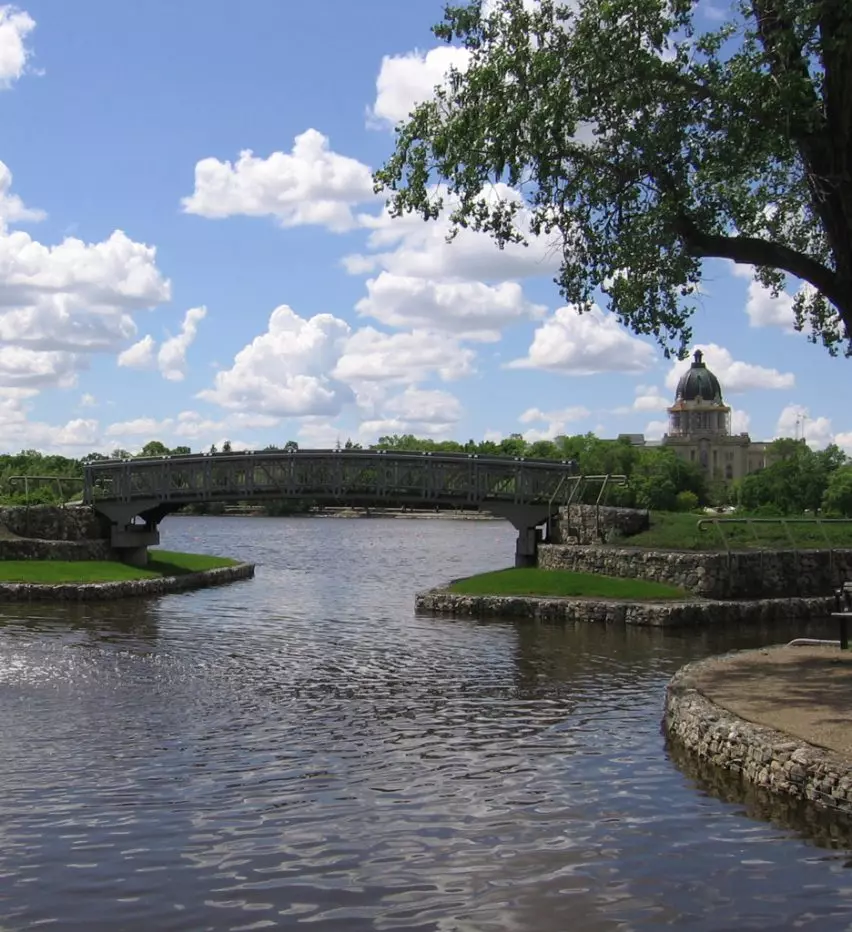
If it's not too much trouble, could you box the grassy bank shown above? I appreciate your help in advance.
[0,550,238,584]
[448,568,688,600]
[623,512,852,551]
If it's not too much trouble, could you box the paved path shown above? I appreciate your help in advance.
[689,644,852,756]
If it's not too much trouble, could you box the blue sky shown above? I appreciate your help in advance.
[0,0,848,455]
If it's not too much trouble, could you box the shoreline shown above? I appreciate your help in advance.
[665,647,852,814]
[0,562,255,601]
[414,588,834,626]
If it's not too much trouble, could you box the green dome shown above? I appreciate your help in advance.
[675,350,723,403]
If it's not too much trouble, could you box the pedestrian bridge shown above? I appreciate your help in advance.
[83,448,611,566]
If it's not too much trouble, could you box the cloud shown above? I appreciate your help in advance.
[775,404,835,450]
[157,306,206,381]
[0,5,34,90]
[644,419,668,441]
[346,183,562,283]
[106,416,168,437]
[630,384,670,412]
[507,305,656,375]
[334,328,476,384]
[369,46,471,127]
[0,161,44,225]
[359,387,463,438]
[198,304,354,417]
[0,163,170,390]
[181,129,376,232]
[355,272,544,341]
[731,408,750,434]
[79,392,96,408]
[664,343,794,393]
[518,404,590,440]
[117,334,156,370]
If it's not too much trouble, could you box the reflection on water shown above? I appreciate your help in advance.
[0,516,850,931]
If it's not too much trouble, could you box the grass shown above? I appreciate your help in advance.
[0,550,238,584]
[447,567,688,600]
[621,511,852,551]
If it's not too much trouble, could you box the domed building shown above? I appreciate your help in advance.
[662,350,769,481]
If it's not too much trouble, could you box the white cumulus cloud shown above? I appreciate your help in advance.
[334,328,475,385]
[518,404,590,441]
[369,46,471,127]
[664,343,794,394]
[359,387,463,438]
[508,305,655,375]
[775,404,835,450]
[0,5,34,90]
[157,305,206,381]
[198,304,354,417]
[181,129,376,232]
[346,183,562,283]
[355,272,544,340]
[117,334,156,370]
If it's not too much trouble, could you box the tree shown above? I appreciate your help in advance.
[823,465,852,516]
[376,0,852,357]
[140,440,170,458]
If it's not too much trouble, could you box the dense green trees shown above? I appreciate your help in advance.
[737,440,849,514]
[377,0,852,356]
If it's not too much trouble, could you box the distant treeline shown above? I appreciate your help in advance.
[2,433,852,518]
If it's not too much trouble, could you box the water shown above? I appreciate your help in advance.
[1,516,851,931]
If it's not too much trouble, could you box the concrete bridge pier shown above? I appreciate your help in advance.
[93,499,162,567]
[486,504,554,568]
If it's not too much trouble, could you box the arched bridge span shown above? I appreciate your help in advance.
[83,449,609,567]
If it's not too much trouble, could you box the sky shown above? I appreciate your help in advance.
[0,0,848,456]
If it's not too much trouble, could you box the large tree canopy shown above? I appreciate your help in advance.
[375,0,852,356]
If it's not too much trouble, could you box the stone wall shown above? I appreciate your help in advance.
[665,656,852,813]
[415,589,833,627]
[0,505,107,541]
[0,562,255,601]
[538,544,852,599]
[0,539,113,561]
[551,505,649,545]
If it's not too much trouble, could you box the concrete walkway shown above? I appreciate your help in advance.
[687,644,852,756]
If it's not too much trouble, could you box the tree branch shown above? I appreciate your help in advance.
[675,214,848,313]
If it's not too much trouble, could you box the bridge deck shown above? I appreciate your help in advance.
[83,449,581,512]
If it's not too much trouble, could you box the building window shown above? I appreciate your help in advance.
[725,464,733,480]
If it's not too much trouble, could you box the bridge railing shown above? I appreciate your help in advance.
[83,449,582,508]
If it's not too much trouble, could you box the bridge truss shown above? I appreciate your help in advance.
[82,449,623,567]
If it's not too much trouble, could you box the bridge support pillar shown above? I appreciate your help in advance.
[111,524,160,566]
[484,503,553,569]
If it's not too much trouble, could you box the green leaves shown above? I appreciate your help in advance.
[376,0,852,357]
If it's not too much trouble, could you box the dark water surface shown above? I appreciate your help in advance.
[1,516,851,932]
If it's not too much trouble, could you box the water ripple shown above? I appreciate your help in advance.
[0,516,849,931]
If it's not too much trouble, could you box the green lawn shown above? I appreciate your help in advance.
[0,550,238,584]
[447,567,688,600]
[622,511,852,551]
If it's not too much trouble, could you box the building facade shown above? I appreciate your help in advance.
[662,350,769,481]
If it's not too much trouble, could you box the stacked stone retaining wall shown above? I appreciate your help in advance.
[0,539,113,561]
[0,505,107,541]
[415,590,833,626]
[665,655,852,813]
[538,544,852,599]
[0,562,255,601]
[551,505,649,544]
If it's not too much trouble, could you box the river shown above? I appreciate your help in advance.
[1,516,851,931]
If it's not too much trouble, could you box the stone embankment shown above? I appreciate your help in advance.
[551,504,650,545]
[0,562,255,602]
[538,543,852,599]
[415,590,833,626]
[0,504,106,541]
[665,652,852,813]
